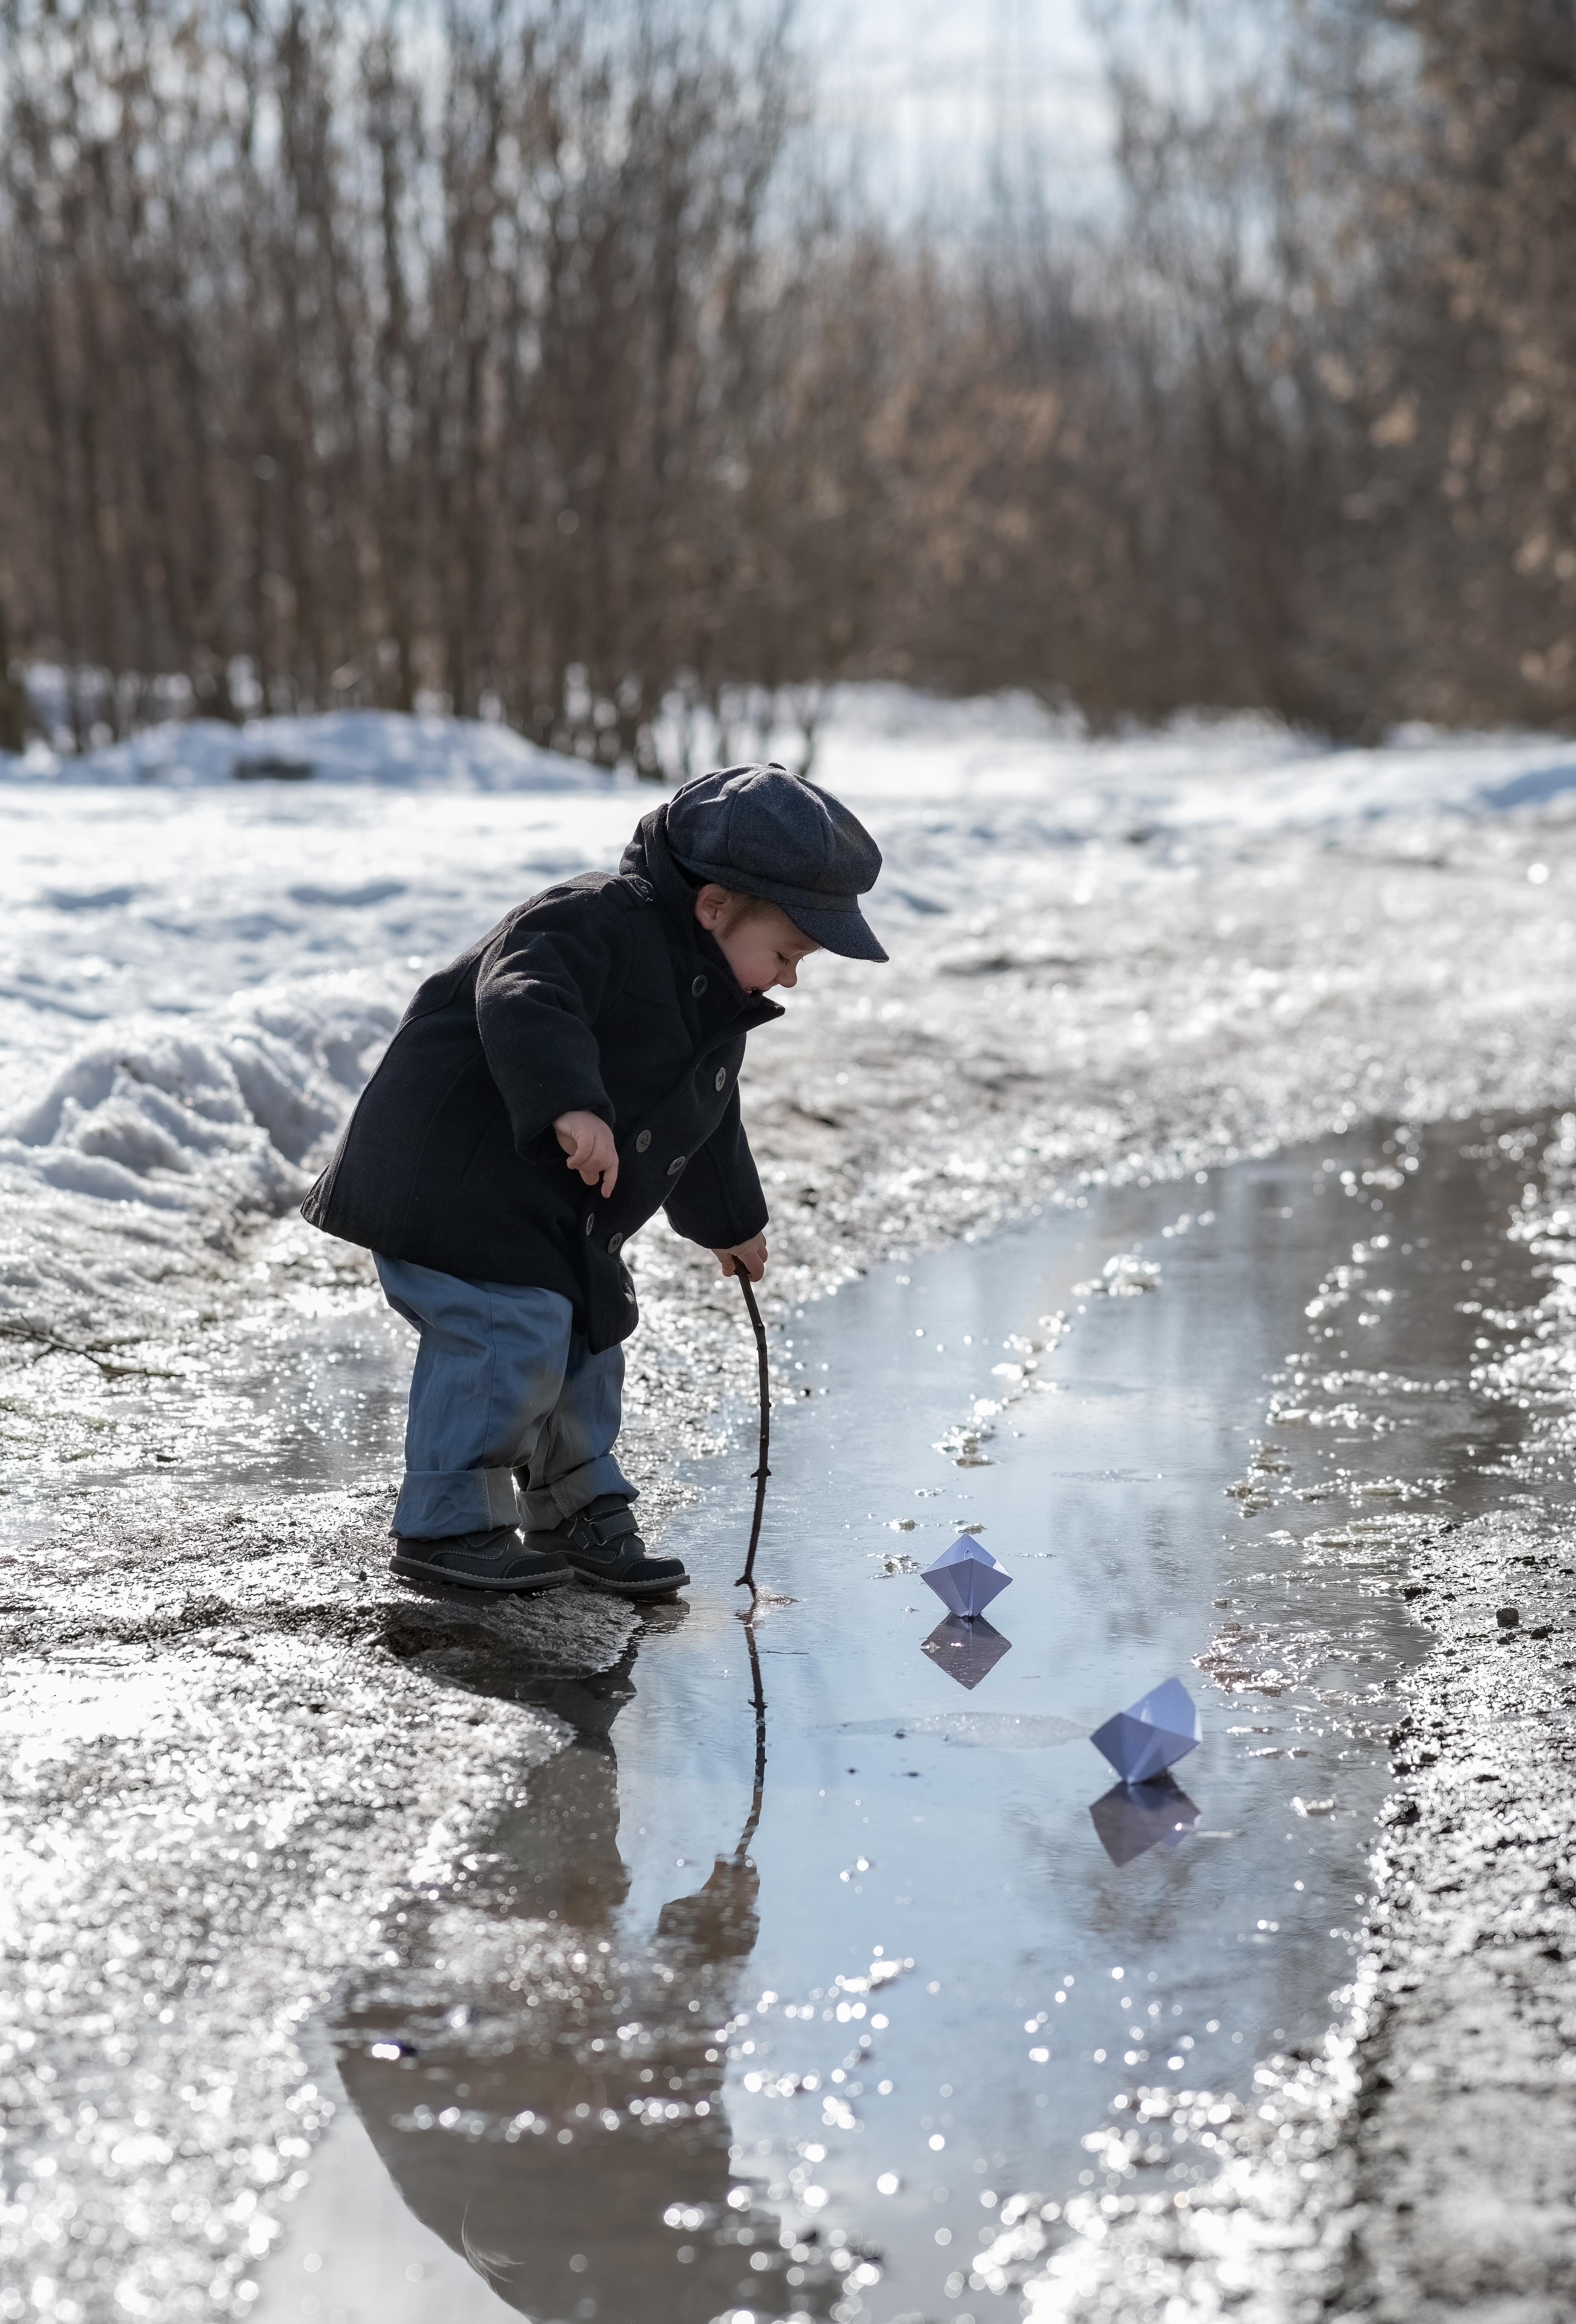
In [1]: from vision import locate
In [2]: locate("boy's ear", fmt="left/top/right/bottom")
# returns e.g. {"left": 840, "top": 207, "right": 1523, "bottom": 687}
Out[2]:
{"left": 693, "top": 882, "right": 729, "bottom": 931}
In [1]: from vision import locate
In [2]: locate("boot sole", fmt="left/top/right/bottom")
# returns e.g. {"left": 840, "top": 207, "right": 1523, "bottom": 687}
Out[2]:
{"left": 389, "top": 1554, "right": 575, "bottom": 1595}
{"left": 569, "top": 1565, "right": 691, "bottom": 1600}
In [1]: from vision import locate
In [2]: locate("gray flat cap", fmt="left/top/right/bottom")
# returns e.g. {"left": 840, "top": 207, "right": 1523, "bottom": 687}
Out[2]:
{"left": 667, "top": 762, "right": 887, "bottom": 961}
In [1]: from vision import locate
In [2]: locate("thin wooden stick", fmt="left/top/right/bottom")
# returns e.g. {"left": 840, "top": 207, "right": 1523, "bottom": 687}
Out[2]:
{"left": 734, "top": 1267, "right": 771, "bottom": 1592}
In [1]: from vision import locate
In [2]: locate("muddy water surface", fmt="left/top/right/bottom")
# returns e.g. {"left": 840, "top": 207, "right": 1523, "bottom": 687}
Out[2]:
{"left": 260, "top": 1121, "right": 1548, "bottom": 2324}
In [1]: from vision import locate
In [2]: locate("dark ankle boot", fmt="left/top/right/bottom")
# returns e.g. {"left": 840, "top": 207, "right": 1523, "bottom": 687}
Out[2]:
{"left": 527, "top": 1495, "right": 690, "bottom": 1599}
{"left": 390, "top": 1525, "right": 573, "bottom": 1594}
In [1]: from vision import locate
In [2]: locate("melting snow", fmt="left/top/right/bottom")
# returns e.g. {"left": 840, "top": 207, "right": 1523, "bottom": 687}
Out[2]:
{"left": 5, "top": 685, "right": 1576, "bottom": 1359}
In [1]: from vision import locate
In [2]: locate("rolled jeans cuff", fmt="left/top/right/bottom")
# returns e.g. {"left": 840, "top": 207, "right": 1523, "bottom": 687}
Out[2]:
{"left": 519, "top": 1452, "right": 636, "bottom": 1530}
{"left": 391, "top": 1465, "right": 521, "bottom": 1540}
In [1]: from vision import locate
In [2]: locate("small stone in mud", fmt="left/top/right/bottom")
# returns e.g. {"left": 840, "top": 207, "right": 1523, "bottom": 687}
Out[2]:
{"left": 1496, "top": 1605, "right": 1520, "bottom": 1629}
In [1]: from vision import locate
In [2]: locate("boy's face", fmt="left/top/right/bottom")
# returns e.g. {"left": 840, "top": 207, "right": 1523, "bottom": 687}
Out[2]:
{"left": 693, "top": 887, "right": 822, "bottom": 994}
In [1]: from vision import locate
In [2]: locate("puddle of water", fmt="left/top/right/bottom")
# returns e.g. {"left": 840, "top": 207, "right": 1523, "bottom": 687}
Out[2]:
{"left": 267, "top": 1117, "right": 1554, "bottom": 2323}
{"left": 247, "top": 2035, "right": 510, "bottom": 2324}
{"left": 0, "top": 1268, "right": 413, "bottom": 1546}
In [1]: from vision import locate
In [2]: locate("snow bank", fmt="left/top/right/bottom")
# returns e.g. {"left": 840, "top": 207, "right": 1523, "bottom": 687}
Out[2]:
{"left": 9, "top": 687, "right": 1575, "bottom": 829}
{"left": 0, "top": 707, "right": 609, "bottom": 790}
{"left": 0, "top": 733, "right": 646, "bottom": 1339}
{"left": 0, "top": 976, "right": 399, "bottom": 1330}
{"left": 804, "top": 687, "right": 1576, "bottom": 837}
{"left": 2, "top": 978, "right": 391, "bottom": 1199}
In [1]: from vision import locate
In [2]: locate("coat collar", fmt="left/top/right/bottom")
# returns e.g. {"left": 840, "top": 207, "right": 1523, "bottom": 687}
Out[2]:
{"left": 623, "top": 806, "right": 784, "bottom": 1031}
{"left": 622, "top": 804, "right": 701, "bottom": 939}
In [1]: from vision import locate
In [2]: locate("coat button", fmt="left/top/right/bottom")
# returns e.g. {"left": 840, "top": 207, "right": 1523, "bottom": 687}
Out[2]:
{"left": 635, "top": 1129, "right": 652, "bottom": 1152}
{"left": 608, "top": 1232, "right": 624, "bottom": 1255}
{"left": 714, "top": 1067, "right": 727, "bottom": 1091}
{"left": 691, "top": 974, "right": 708, "bottom": 997}
{"left": 667, "top": 1155, "right": 686, "bottom": 1176}
{"left": 584, "top": 1214, "right": 595, "bottom": 1235}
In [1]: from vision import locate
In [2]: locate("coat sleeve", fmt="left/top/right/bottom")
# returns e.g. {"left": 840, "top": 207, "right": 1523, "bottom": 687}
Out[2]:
{"left": 662, "top": 1084, "right": 769, "bottom": 1251}
{"left": 474, "top": 889, "right": 630, "bottom": 1152}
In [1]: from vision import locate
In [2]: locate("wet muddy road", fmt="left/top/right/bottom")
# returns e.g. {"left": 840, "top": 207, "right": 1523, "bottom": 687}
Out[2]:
{"left": 11, "top": 719, "right": 1576, "bottom": 2324}
{"left": 227, "top": 1116, "right": 1559, "bottom": 2324}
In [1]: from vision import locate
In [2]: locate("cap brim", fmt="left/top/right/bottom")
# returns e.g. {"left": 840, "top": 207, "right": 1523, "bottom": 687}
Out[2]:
{"left": 673, "top": 852, "right": 888, "bottom": 960}
{"left": 783, "top": 901, "right": 888, "bottom": 962}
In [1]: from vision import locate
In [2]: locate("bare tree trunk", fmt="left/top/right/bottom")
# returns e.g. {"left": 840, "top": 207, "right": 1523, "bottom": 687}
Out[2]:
{"left": 0, "top": 595, "right": 28, "bottom": 751}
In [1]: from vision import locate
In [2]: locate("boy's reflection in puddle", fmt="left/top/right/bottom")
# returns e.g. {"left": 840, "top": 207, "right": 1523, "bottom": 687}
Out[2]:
{"left": 335, "top": 1613, "right": 807, "bottom": 2323}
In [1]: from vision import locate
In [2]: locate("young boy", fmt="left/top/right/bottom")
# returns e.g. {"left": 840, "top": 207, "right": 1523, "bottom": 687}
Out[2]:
{"left": 301, "top": 761, "right": 885, "bottom": 1600}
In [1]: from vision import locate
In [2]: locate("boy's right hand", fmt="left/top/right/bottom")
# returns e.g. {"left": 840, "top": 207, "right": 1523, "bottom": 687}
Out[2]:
{"left": 554, "top": 1110, "right": 619, "bottom": 1196}
{"left": 714, "top": 1233, "right": 768, "bottom": 1282}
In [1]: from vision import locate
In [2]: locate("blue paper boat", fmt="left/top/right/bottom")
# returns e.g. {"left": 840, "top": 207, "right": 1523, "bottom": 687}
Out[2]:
{"left": 1089, "top": 1677, "right": 1201, "bottom": 1784}
{"left": 920, "top": 1535, "right": 1012, "bottom": 1620}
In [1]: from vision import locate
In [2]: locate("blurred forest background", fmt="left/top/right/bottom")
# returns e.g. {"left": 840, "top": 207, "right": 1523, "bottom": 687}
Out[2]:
{"left": 0, "top": 0, "right": 1573, "bottom": 763}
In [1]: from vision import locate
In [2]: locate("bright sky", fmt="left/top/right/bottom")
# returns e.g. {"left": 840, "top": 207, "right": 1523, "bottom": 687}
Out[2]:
{"left": 802, "top": 0, "right": 1116, "bottom": 220}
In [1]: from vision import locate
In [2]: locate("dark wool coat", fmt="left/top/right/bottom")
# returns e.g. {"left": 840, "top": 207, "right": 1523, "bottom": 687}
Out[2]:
{"left": 300, "top": 807, "right": 782, "bottom": 1350}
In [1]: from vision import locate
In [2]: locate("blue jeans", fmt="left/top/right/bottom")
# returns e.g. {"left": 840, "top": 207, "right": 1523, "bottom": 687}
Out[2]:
{"left": 375, "top": 1255, "right": 635, "bottom": 1540}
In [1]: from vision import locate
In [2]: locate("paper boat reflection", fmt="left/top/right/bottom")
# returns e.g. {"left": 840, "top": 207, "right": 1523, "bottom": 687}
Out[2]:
{"left": 1088, "top": 1775, "right": 1201, "bottom": 1867}
{"left": 921, "top": 1615, "right": 1012, "bottom": 1690}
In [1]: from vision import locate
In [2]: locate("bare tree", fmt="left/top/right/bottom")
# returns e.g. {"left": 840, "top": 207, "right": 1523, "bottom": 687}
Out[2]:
{"left": 3, "top": 0, "right": 1573, "bottom": 754}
